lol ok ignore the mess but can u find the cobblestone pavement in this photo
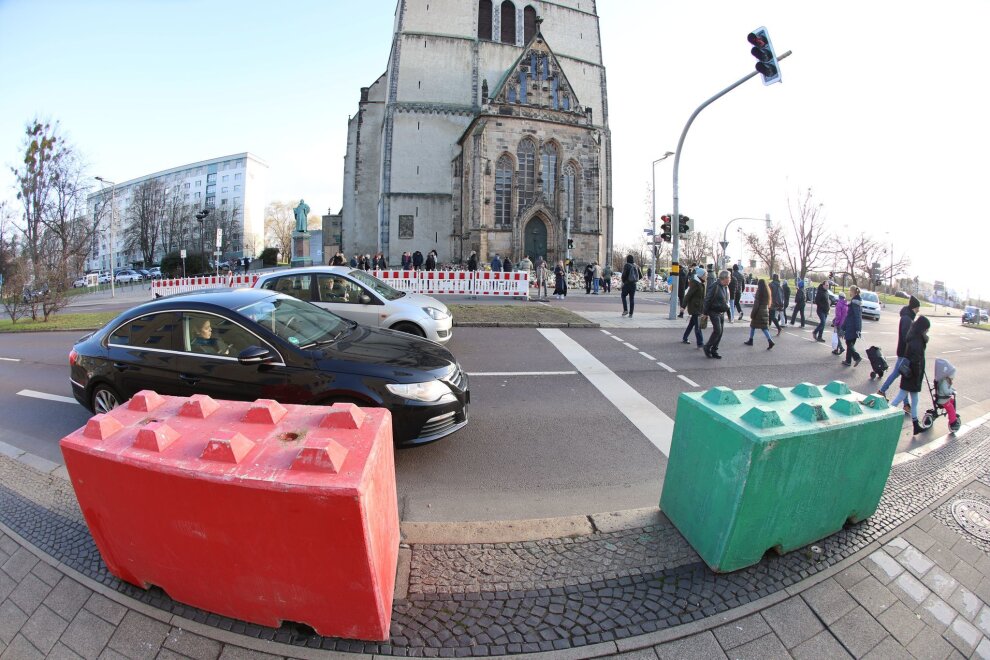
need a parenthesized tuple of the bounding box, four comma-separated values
(2, 422, 990, 658)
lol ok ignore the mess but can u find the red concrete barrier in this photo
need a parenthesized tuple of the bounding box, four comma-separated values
(60, 391, 399, 640)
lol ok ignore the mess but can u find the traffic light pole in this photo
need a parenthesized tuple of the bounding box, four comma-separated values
(668, 50, 791, 319)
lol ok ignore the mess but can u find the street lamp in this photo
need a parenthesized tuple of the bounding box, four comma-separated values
(195, 209, 210, 272)
(94, 176, 116, 298)
(650, 151, 675, 292)
(719, 215, 771, 271)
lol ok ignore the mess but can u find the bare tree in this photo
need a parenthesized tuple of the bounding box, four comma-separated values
(265, 201, 295, 259)
(11, 119, 71, 283)
(159, 186, 192, 256)
(43, 147, 95, 278)
(679, 231, 716, 269)
(782, 187, 830, 280)
(211, 201, 243, 258)
(743, 223, 787, 276)
(121, 179, 168, 266)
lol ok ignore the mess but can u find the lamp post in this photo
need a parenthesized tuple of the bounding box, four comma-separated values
(650, 151, 675, 292)
(94, 177, 116, 298)
(719, 215, 772, 271)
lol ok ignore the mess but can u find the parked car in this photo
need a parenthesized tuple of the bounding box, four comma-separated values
(136, 269, 151, 280)
(860, 290, 883, 320)
(148, 267, 163, 279)
(68, 288, 469, 446)
(98, 272, 113, 284)
(962, 305, 989, 324)
(114, 269, 142, 284)
(22, 284, 49, 302)
(253, 266, 453, 344)
(72, 276, 89, 288)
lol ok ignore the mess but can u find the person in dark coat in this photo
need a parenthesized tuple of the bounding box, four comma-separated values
(424, 250, 437, 271)
(878, 295, 922, 399)
(812, 281, 831, 342)
(743, 278, 774, 349)
(790, 280, 806, 326)
(703, 270, 731, 359)
(769, 274, 784, 336)
(842, 285, 864, 366)
(889, 315, 931, 435)
(412, 250, 424, 271)
(490, 253, 501, 271)
(678, 262, 696, 318)
(467, 251, 478, 296)
(620, 255, 641, 317)
(730, 264, 745, 321)
(680, 267, 707, 348)
(503, 255, 513, 272)
(584, 263, 594, 294)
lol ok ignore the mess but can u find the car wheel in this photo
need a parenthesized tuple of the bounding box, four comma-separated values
(391, 322, 426, 337)
(91, 384, 122, 414)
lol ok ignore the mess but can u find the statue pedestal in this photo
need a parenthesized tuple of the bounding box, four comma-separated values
(291, 231, 313, 268)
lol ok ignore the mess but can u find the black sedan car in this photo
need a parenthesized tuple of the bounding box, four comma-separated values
(69, 288, 469, 446)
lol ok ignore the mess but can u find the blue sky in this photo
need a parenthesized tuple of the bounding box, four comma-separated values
(2, 0, 989, 299)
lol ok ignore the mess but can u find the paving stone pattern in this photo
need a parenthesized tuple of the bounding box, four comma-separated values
(0, 425, 988, 657)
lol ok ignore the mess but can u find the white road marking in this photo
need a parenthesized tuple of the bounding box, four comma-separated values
(974, 347, 984, 351)
(539, 329, 674, 456)
(657, 362, 676, 373)
(611, 335, 624, 342)
(17, 389, 76, 404)
(943, 350, 960, 354)
(678, 375, 700, 388)
(600, 330, 612, 336)
(467, 371, 578, 377)
(623, 342, 638, 350)
(639, 351, 656, 361)
(893, 412, 990, 465)
(0, 357, 21, 362)
(958, 335, 973, 341)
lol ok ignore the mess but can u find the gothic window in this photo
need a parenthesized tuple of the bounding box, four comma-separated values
(562, 163, 578, 226)
(494, 156, 513, 227)
(541, 143, 558, 207)
(516, 140, 536, 213)
(523, 6, 537, 43)
(508, 85, 516, 103)
(500, 1, 516, 44)
(478, 0, 492, 40)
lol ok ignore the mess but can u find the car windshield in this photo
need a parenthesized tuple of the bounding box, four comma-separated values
(347, 269, 404, 301)
(237, 296, 352, 348)
(862, 292, 879, 303)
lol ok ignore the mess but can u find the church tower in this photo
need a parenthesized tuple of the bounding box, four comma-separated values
(341, 0, 612, 268)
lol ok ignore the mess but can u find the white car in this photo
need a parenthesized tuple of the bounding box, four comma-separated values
(253, 266, 453, 343)
(72, 276, 88, 288)
(860, 290, 883, 320)
(114, 269, 142, 284)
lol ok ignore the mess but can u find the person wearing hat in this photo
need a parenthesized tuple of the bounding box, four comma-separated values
(769, 274, 784, 336)
(888, 315, 932, 435)
(878, 295, 922, 399)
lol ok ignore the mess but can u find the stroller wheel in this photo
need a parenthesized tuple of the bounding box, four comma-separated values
(869, 371, 876, 380)
(921, 412, 935, 430)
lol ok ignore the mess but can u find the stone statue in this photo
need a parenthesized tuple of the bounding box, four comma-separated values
(294, 199, 310, 233)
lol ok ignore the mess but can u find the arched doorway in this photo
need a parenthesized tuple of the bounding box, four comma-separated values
(523, 216, 548, 260)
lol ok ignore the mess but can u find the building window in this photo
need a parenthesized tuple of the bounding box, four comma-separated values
(184, 182, 190, 189)
(398, 215, 414, 239)
(221, 187, 228, 193)
(234, 173, 242, 181)
(196, 180, 201, 187)
(221, 198, 227, 206)
(541, 143, 557, 207)
(500, 1, 515, 44)
(516, 139, 536, 213)
(222, 175, 229, 183)
(205, 196, 215, 209)
(524, 5, 537, 43)
(562, 163, 578, 226)
(194, 192, 201, 200)
(207, 173, 217, 184)
(494, 155, 513, 227)
(184, 193, 190, 200)
(233, 185, 241, 192)
(478, 0, 492, 40)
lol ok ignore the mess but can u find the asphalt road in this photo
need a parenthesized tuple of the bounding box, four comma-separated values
(1, 296, 987, 524)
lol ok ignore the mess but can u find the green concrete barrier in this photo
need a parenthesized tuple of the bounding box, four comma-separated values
(659, 381, 902, 573)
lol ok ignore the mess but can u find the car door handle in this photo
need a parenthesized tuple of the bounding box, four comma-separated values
(179, 374, 200, 385)
(112, 362, 129, 372)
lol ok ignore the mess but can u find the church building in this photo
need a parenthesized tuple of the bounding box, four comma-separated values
(341, 0, 612, 268)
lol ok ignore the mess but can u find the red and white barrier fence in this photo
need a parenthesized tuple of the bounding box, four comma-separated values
(741, 284, 757, 306)
(152, 270, 530, 299)
(151, 274, 259, 298)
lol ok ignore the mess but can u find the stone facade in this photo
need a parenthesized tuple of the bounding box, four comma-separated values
(341, 0, 611, 268)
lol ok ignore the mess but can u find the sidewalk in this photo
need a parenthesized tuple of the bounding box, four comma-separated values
(3, 412, 990, 658)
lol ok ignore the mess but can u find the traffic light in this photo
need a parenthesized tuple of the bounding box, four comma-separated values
(567, 238, 574, 250)
(678, 215, 693, 234)
(660, 215, 672, 242)
(747, 27, 781, 86)
(872, 262, 882, 286)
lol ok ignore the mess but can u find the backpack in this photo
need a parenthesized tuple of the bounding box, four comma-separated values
(627, 263, 640, 283)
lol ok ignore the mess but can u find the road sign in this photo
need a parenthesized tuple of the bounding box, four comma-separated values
(180, 249, 187, 259)
(216, 228, 223, 246)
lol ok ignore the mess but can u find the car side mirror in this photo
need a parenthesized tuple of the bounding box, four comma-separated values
(359, 294, 372, 304)
(237, 345, 275, 365)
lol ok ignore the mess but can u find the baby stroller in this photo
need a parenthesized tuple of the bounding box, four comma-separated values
(920, 358, 958, 430)
(865, 346, 888, 380)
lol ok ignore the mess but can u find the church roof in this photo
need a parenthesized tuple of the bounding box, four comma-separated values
(488, 32, 583, 114)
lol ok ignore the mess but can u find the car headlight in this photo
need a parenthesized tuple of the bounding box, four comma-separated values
(386, 380, 456, 403)
(423, 306, 450, 320)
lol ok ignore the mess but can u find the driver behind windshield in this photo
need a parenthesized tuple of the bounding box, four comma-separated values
(192, 318, 230, 355)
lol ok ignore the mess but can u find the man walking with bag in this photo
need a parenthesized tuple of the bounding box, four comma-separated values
(621, 255, 641, 318)
(703, 270, 731, 359)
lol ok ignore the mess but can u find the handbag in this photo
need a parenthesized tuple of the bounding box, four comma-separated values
(898, 360, 912, 377)
(700, 315, 709, 330)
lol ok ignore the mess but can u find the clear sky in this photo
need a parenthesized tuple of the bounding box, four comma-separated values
(2, 0, 988, 299)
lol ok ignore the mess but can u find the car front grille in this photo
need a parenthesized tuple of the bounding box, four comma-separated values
(445, 366, 467, 392)
(418, 412, 458, 439)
